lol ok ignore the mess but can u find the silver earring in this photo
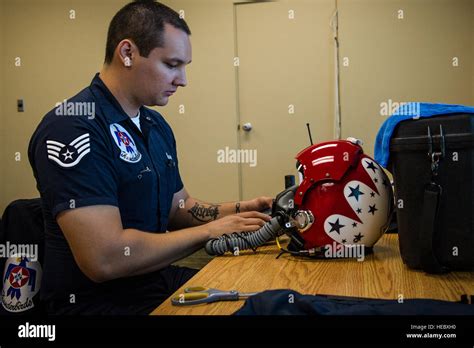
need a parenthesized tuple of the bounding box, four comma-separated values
(124, 57, 131, 67)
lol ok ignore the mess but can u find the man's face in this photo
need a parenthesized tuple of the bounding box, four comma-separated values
(133, 23, 192, 107)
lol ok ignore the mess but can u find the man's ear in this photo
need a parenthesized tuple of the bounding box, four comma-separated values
(117, 39, 135, 67)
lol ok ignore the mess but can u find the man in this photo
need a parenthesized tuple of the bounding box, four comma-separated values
(28, 0, 272, 315)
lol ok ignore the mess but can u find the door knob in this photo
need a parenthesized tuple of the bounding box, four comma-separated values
(242, 123, 252, 132)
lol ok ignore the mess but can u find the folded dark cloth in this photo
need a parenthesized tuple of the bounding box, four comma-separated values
(234, 290, 474, 315)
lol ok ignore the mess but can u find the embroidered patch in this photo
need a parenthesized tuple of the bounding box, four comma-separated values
(109, 123, 142, 163)
(2, 256, 42, 313)
(46, 133, 90, 168)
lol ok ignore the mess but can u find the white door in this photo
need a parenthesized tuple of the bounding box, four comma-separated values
(235, 0, 336, 200)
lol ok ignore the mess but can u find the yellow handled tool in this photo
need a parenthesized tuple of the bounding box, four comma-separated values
(171, 286, 258, 306)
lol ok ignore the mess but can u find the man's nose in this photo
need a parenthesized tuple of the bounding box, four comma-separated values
(174, 69, 187, 87)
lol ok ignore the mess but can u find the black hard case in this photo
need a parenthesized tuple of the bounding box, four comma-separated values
(389, 114, 474, 272)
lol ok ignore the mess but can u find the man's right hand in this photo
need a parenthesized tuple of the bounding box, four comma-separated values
(205, 211, 271, 239)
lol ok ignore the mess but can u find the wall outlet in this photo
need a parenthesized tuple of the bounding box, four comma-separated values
(17, 99, 24, 112)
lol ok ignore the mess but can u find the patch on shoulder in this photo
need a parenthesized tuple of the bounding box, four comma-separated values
(109, 123, 142, 163)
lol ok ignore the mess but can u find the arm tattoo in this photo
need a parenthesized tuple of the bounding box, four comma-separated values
(235, 202, 241, 214)
(188, 203, 220, 222)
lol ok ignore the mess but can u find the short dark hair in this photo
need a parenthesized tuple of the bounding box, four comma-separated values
(104, 0, 191, 64)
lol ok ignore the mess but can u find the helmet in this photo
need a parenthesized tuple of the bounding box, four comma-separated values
(205, 138, 393, 258)
(285, 139, 393, 255)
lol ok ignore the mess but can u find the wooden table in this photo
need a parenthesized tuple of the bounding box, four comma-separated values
(150, 234, 474, 315)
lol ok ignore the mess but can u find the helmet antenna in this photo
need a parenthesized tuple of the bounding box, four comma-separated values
(306, 123, 313, 146)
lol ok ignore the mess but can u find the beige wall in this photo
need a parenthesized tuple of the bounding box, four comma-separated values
(338, 0, 474, 157)
(0, 0, 242, 214)
(1, 0, 474, 214)
(159, 0, 240, 202)
(0, 0, 129, 214)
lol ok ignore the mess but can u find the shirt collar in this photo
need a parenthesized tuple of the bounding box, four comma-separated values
(90, 73, 160, 128)
(89, 73, 132, 124)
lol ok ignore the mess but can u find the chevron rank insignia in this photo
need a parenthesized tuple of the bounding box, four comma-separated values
(46, 133, 90, 168)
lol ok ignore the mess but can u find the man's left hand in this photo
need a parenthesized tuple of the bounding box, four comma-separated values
(243, 196, 274, 213)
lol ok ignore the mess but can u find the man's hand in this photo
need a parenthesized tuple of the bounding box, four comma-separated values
(241, 196, 274, 213)
(205, 211, 271, 239)
(168, 188, 275, 230)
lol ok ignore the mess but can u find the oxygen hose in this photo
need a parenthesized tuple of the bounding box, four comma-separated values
(205, 217, 284, 256)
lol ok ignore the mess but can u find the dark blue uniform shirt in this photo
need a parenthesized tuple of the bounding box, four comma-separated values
(28, 73, 184, 303)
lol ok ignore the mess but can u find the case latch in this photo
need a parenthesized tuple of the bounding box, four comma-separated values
(427, 125, 445, 178)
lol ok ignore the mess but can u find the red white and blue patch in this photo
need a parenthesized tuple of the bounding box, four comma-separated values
(109, 123, 142, 163)
(2, 256, 42, 313)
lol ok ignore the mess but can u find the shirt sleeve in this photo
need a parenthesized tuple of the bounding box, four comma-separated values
(29, 115, 118, 218)
(154, 109, 184, 194)
(169, 124, 184, 194)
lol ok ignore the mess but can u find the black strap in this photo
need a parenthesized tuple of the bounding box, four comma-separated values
(420, 183, 448, 273)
